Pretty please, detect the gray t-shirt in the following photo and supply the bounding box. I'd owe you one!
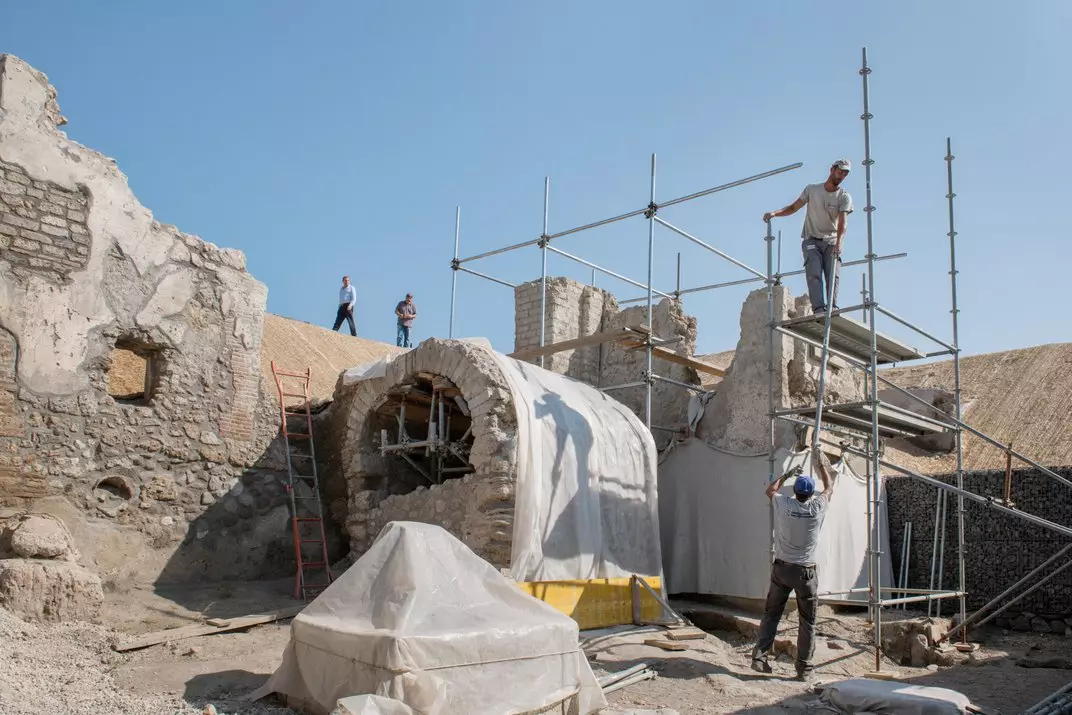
[396,301,416,327]
[772,492,829,565]
[799,183,853,241]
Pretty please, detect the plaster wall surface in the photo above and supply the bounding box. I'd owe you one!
[0,54,301,585]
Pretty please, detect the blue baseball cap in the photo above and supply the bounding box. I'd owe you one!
[793,475,816,498]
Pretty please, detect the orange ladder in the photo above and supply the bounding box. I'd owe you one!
[270,361,333,600]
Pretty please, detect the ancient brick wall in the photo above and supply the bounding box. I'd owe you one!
[0,54,300,585]
[514,276,699,444]
[0,159,90,280]
[330,339,519,568]
[886,468,1072,627]
[514,277,610,382]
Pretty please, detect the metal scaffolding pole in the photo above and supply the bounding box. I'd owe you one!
[860,46,883,670]
[654,217,767,279]
[456,266,516,288]
[645,153,657,428]
[946,137,968,637]
[539,176,550,368]
[942,544,1072,643]
[545,245,673,299]
[765,220,776,485]
[765,219,777,567]
[616,252,907,305]
[456,163,803,265]
[449,206,460,338]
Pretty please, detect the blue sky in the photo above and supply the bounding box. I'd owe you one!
[3,2,1068,358]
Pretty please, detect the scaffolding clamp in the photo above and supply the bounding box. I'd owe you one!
[537,234,551,249]
[450,257,460,271]
[644,201,659,219]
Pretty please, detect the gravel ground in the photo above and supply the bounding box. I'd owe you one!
[0,607,294,715]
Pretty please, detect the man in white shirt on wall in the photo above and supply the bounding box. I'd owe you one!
[764,159,854,317]
[752,451,837,682]
[332,275,357,337]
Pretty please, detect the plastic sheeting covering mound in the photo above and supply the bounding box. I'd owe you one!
[819,679,975,715]
[251,521,607,715]
[491,353,661,583]
[658,439,893,600]
[339,338,662,584]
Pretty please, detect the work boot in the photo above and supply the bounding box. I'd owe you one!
[751,658,773,674]
[795,668,816,684]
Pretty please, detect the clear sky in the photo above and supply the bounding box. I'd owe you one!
[3,2,1068,358]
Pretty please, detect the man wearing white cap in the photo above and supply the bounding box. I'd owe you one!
[764,160,854,317]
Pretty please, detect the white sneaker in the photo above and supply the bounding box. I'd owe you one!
[813,309,826,318]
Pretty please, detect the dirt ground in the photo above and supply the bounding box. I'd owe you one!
[2,578,1069,714]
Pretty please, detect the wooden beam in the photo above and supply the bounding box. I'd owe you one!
[508,328,643,362]
[648,346,726,377]
[113,606,304,652]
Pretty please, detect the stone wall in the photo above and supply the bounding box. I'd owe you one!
[694,287,866,457]
[601,298,697,435]
[328,339,518,567]
[514,277,611,382]
[514,276,699,444]
[886,468,1072,624]
[0,54,299,586]
[0,159,90,279]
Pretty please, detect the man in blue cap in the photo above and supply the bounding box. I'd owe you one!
[752,450,838,681]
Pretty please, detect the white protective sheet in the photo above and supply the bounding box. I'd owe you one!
[819,678,973,715]
[487,352,663,583]
[658,438,892,600]
[251,521,606,715]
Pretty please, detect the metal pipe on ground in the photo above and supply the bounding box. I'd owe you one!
[942,543,1072,643]
[601,669,657,695]
[596,662,652,688]
[943,553,1072,643]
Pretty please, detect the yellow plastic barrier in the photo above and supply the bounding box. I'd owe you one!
[517,576,664,630]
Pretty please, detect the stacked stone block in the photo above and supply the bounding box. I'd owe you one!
[885,467,1072,627]
[330,339,519,568]
[514,276,699,443]
[0,159,90,280]
[0,54,301,584]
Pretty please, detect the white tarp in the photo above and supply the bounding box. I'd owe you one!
[339,343,661,584]
[487,352,662,583]
[658,438,893,600]
[819,679,973,715]
[252,521,606,715]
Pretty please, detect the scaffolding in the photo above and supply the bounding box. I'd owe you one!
[444,46,1071,670]
[769,48,1072,671]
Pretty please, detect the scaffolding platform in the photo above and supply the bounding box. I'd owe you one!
[778,312,926,364]
[779,400,952,439]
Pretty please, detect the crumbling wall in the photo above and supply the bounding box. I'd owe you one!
[886,468,1072,626]
[514,277,699,443]
[601,298,698,435]
[0,54,292,585]
[696,287,866,456]
[329,339,518,567]
[514,277,612,383]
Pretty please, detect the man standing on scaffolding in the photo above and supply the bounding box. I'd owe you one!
[764,159,853,317]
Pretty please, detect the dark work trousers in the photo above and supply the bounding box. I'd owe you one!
[333,304,356,336]
[802,237,841,313]
[752,559,819,676]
